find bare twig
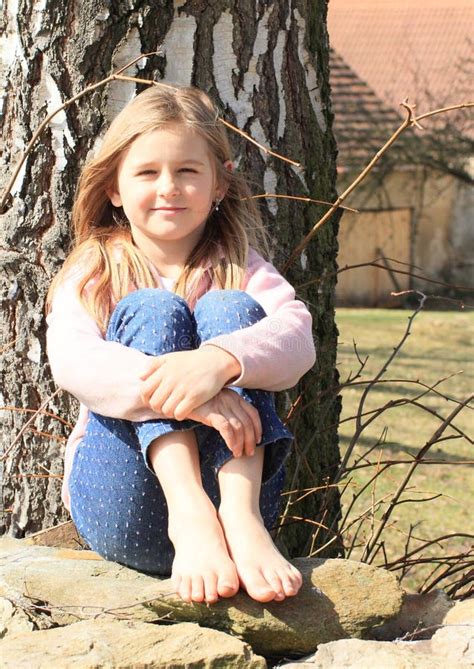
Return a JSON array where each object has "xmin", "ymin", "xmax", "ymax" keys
[
  {"xmin": 1, "ymin": 54, "xmax": 302, "ymax": 213},
  {"xmin": 1, "ymin": 389, "xmax": 63, "ymax": 461},
  {"xmin": 245, "ymin": 193, "xmax": 359, "ymax": 213},
  {"xmin": 282, "ymin": 99, "xmax": 474, "ymax": 271},
  {"xmin": 298, "ymin": 258, "xmax": 474, "ymax": 294},
  {"xmin": 362, "ymin": 394, "xmax": 472, "ymax": 563}
]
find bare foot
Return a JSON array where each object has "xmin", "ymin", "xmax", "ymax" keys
[
  {"xmin": 168, "ymin": 497, "xmax": 239, "ymax": 605},
  {"xmin": 218, "ymin": 505, "xmax": 303, "ymax": 602}
]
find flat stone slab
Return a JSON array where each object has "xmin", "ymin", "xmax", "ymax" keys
[
  {"xmin": 0, "ymin": 618, "xmax": 266, "ymax": 668},
  {"xmin": 0, "ymin": 537, "xmax": 404, "ymax": 657},
  {"xmin": 280, "ymin": 637, "xmax": 468, "ymax": 668}
]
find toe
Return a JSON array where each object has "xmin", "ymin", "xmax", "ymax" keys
[
  {"xmin": 290, "ymin": 565, "xmax": 304, "ymax": 590},
  {"xmin": 191, "ymin": 574, "xmax": 205, "ymax": 603},
  {"xmin": 217, "ymin": 577, "xmax": 239, "ymax": 598},
  {"xmin": 179, "ymin": 575, "xmax": 193, "ymax": 603},
  {"xmin": 171, "ymin": 573, "xmax": 181, "ymax": 598},
  {"xmin": 203, "ymin": 571, "xmax": 219, "ymax": 604},
  {"xmin": 244, "ymin": 567, "xmax": 277, "ymax": 602},
  {"xmin": 263, "ymin": 568, "xmax": 285, "ymax": 600},
  {"xmin": 217, "ymin": 565, "xmax": 239, "ymax": 598},
  {"xmin": 281, "ymin": 571, "xmax": 299, "ymax": 597}
]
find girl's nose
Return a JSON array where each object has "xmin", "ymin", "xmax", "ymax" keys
[{"xmin": 157, "ymin": 170, "xmax": 179, "ymax": 197}]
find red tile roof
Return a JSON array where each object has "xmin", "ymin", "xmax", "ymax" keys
[
  {"xmin": 328, "ymin": 0, "xmax": 473, "ymax": 114},
  {"xmin": 329, "ymin": 48, "xmax": 411, "ymax": 169}
]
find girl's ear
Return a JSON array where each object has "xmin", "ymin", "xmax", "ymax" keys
[
  {"xmin": 106, "ymin": 185, "xmax": 122, "ymax": 207},
  {"xmin": 216, "ymin": 160, "xmax": 233, "ymax": 199}
]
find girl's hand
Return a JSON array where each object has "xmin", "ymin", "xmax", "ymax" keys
[
  {"xmin": 139, "ymin": 347, "xmax": 241, "ymax": 420},
  {"xmin": 188, "ymin": 388, "xmax": 262, "ymax": 458}
]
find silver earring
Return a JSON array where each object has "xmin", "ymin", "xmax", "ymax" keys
[{"xmin": 214, "ymin": 198, "xmax": 222, "ymax": 212}]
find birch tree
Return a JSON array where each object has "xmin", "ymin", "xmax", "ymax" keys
[{"xmin": 0, "ymin": 0, "xmax": 342, "ymax": 557}]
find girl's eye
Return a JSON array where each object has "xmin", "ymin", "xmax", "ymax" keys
[{"xmin": 138, "ymin": 168, "xmax": 197, "ymax": 175}]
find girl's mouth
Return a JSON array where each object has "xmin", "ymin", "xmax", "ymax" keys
[{"xmin": 152, "ymin": 207, "xmax": 186, "ymax": 211}]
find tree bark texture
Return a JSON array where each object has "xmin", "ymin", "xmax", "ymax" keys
[{"xmin": 0, "ymin": 0, "xmax": 342, "ymax": 557}]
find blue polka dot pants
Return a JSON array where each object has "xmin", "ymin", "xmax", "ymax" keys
[{"xmin": 69, "ymin": 289, "xmax": 293, "ymax": 575}]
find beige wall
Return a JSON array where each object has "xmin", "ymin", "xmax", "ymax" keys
[
  {"xmin": 337, "ymin": 208, "xmax": 411, "ymax": 306},
  {"xmin": 335, "ymin": 168, "xmax": 466, "ymax": 305}
]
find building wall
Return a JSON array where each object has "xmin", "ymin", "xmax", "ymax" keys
[{"xmin": 335, "ymin": 168, "xmax": 467, "ymax": 305}]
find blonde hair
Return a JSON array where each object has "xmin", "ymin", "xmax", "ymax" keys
[{"xmin": 46, "ymin": 84, "xmax": 270, "ymax": 334}]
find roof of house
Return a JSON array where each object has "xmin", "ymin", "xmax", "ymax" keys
[
  {"xmin": 329, "ymin": 48, "xmax": 414, "ymax": 170},
  {"xmin": 328, "ymin": 0, "xmax": 473, "ymax": 114},
  {"xmin": 330, "ymin": 49, "xmax": 408, "ymax": 168},
  {"xmin": 328, "ymin": 0, "xmax": 473, "ymax": 170}
]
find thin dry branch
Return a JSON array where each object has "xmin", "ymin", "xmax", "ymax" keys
[
  {"xmin": 298, "ymin": 258, "xmax": 474, "ymax": 294},
  {"xmin": 282, "ymin": 99, "xmax": 474, "ymax": 272},
  {"xmin": 0, "ymin": 53, "xmax": 161, "ymax": 214},
  {"xmin": 362, "ymin": 393, "xmax": 473, "ymax": 563},
  {"xmin": 0, "ymin": 405, "xmax": 74, "ymax": 428},
  {"xmin": 246, "ymin": 193, "xmax": 359, "ymax": 213},
  {"xmin": 1, "ymin": 389, "xmax": 63, "ymax": 461},
  {"xmin": 0, "ymin": 53, "xmax": 302, "ymax": 213}
]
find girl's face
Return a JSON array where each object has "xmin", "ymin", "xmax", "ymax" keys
[{"xmin": 108, "ymin": 123, "xmax": 225, "ymax": 264}]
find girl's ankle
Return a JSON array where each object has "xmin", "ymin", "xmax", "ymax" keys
[
  {"xmin": 169, "ymin": 492, "xmax": 216, "ymax": 524},
  {"xmin": 218, "ymin": 502, "xmax": 263, "ymax": 524}
]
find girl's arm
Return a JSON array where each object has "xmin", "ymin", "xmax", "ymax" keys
[
  {"xmin": 201, "ymin": 248, "xmax": 316, "ymax": 391},
  {"xmin": 46, "ymin": 274, "xmax": 162, "ymax": 422}
]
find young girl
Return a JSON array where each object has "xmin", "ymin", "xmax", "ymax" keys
[{"xmin": 45, "ymin": 84, "xmax": 316, "ymax": 606}]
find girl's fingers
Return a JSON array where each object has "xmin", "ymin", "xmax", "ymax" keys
[
  {"xmin": 227, "ymin": 416, "xmax": 244, "ymax": 457},
  {"xmin": 161, "ymin": 389, "xmax": 191, "ymax": 418},
  {"xmin": 227, "ymin": 404, "xmax": 255, "ymax": 457},
  {"xmin": 141, "ymin": 369, "xmax": 163, "ymax": 402},
  {"xmin": 148, "ymin": 384, "xmax": 174, "ymax": 414},
  {"xmin": 139, "ymin": 357, "xmax": 163, "ymax": 381},
  {"xmin": 238, "ymin": 399, "xmax": 262, "ymax": 445},
  {"xmin": 213, "ymin": 416, "xmax": 238, "ymax": 456}
]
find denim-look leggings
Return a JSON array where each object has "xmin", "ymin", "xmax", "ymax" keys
[{"xmin": 69, "ymin": 288, "xmax": 293, "ymax": 575}]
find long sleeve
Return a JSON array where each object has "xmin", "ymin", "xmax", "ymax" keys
[
  {"xmin": 201, "ymin": 248, "xmax": 316, "ymax": 391},
  {"xmin": 46, "ymin": 270, "xmax": 162, "ymax": 422}
]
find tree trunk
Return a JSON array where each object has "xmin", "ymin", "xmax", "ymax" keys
[{"xmin": 0, "ymin": 0, "xmax": 342, "ymax": 557}]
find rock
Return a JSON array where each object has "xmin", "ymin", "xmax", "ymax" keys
[
  {"xmin": 0, "ymin": 595, "xmax": 57, "ymax": 638},
  {"xmin": 443, "ymin": 598, "xmax": 474, "ymax": 625},
  {"xmin": 25, "ymin": 521, "xmax": 88, "ymax": 549},
  {"xmin": 279, "ymin": 638, "xmax": 462, "ymax": 668},
  {"xmin": 0, "ymin": 537, "xmax": 404, "ymax": 657},
  {"xmin": 430, "ymin": 624, "xmax": 474, "ymax": 665},
  {"xmin": 373, "ymin": 589, "xmax": 454, "ymax": 640},
  {"xmin": 0, "ymin": 598, "xmax": 35, "ymax": 638},
  {"xmin": 0, "ymin": 619, "xmax": 266, "ymax": 668}
]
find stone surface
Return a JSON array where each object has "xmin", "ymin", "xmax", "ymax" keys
[
  {"xmin": 443, "ymin": 598, "xmax": 474, "ymax": 625},
  {"xmin": 0, "ymin": 537, "xmax": 404, "ymax": 657},
  {"xmin": 373, "ymin": 589, "xmax": 454, "ymax": 640},
  {"xmin": 25, "ymin": 520, "xmax": 88, "ymax": 549},
  {"xmin": 0, "ymin": 618, "xmax": 266, "ymax": 668},
  {"xmin": 430, "ymin": 624, "xmax": 474, "ymax": 665},
  {"xmin": 279, "ymin": 638, "xmax": 465, "ymax": 668},
  {"xmin": 0, "ymin": 598, "xmax": 35, "ymax": 638},
  {"xmin": 0, "ymin": 596, "xmax": 57, "ymax": 638}
]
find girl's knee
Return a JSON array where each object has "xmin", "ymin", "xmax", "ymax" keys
[
  {"xmin": 112, "ymin": 287, "xmax": 189, "ymax": 316},
  {"xmin": 194, "ymin": 289, "xmax": 267, "ymax": 327},
  {"xmin": 106, "ymin": 288, "xmax": 194, "ymax": 350}
]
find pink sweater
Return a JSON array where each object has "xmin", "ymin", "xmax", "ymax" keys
[{"xmin": 46, "ymin": 246, "xmax": 316, "ymax": 508}]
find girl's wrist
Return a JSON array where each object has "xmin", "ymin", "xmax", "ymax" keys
[{"xmin": 199, "ymin": 344, "xmax": 242, "ymax": 385}]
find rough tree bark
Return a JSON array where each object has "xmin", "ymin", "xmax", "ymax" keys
[{"xmin": 0, "ymin": 0, "xmax": 342, "ymax": 557}]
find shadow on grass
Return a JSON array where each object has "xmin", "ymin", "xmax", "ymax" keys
[{"xmin": 339, "ymin": 434, "xmax": 470, "ymax": 463}]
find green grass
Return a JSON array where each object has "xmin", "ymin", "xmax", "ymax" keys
[{"xmin": 335, "ymin": 307, "xmax": 473, "ymax": 593}]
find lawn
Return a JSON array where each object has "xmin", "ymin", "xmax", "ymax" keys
[{"xmin": 335, "ymin": 307, "xmax": 473, "ymax": 594}]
